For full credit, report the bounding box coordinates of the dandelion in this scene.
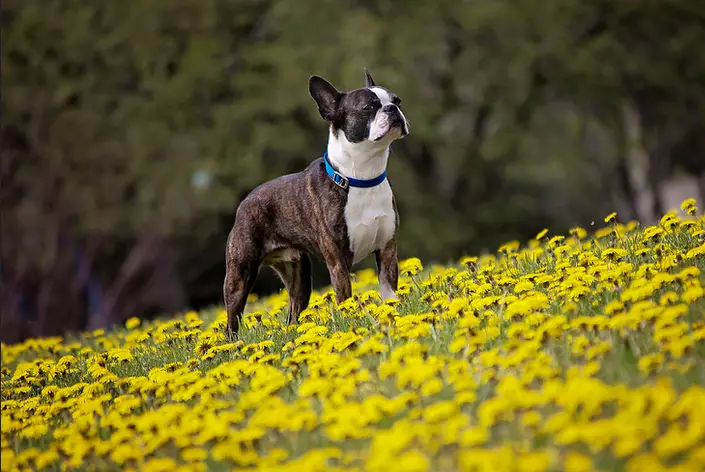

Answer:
[461,256,479,267]
[399,257,423,276]
[564,452,592,472]
[514,280,535,293]
[499,240,521,253]
[602,247,627,261]
[570,227,588,239]
[535,228,549,240]
[680,198,698,215]
[19,422,49,439]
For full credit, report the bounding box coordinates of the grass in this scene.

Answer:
[2,202,705,472]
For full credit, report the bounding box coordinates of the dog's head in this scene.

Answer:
[309,69,409,145]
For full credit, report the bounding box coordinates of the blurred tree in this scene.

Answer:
[2,0,704,342]
[1,0,253,339]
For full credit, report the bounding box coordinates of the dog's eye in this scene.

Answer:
[393,97,402,107]
[362,104,374,111]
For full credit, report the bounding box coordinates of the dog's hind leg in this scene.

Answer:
[270,252,312,325]
[224,258,260,339]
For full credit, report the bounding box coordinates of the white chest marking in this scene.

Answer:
[345,181,395,265]
[325,87,401,266]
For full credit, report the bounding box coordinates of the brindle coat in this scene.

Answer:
[223,156,399,337]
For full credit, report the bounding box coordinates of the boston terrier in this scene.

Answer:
[223,69,409,337]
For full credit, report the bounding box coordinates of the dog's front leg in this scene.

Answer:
[324,255,353,304]
[375,238,399,301]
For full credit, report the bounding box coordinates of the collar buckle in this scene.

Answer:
[323,151,386,190]
[332,171,349,190]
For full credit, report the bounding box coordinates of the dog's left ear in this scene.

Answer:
[364,68,376,87]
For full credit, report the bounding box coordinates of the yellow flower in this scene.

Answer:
[125,317,141,329]
[613,434,644,457]
[460,256,479,266]
[109,443,142,465]
[142,457,179,472]
[399,257,423,276]
[517,451,552,472]
[564,452,592,472]
[420,378,444,397]
[535,228,549,240]
[605,212,617,223]
[682,285,704,303]
[514,280,534,293]
[628,453,667,472]
[638,353,665,374]
[680,197,697,214]
[569,227,588,239]
[19,422,49,439]
[601,247,627,261]
[422,401,458,423]
[522,410,542,427]
[182,447,207,462]
[499,240,521,253]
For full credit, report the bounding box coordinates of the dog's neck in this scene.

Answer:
[326,127,390,180]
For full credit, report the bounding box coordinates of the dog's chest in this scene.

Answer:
[344,181,396,265]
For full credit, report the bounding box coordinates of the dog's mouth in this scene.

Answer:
[373,121,407,142]
[390,115,409,134]
[391,121,409,138]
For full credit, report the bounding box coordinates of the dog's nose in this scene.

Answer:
[382,104,399,114]
[383,104,403,125]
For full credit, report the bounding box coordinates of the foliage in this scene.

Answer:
[3,0,705,339]
[3,200,705,471]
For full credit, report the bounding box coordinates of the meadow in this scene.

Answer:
[3,199,705,472]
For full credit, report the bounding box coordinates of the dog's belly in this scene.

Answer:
[345,182,396,265]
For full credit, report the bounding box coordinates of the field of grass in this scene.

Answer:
[3,200,705,472]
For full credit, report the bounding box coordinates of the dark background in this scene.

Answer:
[2,0,705,343]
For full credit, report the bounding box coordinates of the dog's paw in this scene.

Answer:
[225,326,239,342]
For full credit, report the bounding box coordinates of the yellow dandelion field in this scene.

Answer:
[3,201,705,472]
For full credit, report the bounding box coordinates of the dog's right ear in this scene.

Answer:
[309,76,341,121]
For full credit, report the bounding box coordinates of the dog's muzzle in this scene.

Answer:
[383,104,407,135]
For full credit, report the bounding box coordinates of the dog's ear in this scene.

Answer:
[309,76,341,121]
[364,68,376,87]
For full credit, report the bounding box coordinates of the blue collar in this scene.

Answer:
[323,152,387,190]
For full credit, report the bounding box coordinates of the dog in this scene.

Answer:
[223,69,409,337]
